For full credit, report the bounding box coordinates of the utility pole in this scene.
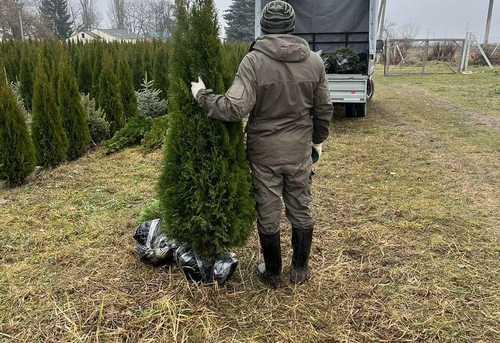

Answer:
[484,0,494,44]
[17,1,24,41]
[255,0,261,38]
[378,0,388,40]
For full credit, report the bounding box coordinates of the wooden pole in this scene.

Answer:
[484,0,494,44]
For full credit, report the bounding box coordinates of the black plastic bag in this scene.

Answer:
[213,253,239,286]
[322,48,368,74]
[134,219,177,267]
[175,246,239,286]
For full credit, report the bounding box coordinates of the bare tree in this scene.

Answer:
[106,0,175,38]
[125,0,148,35]
[109,0,125,29]
[147,0,175,38]
[0,0,51,39]
[398,23,420,40]
[77,0,98,30]
[0,0,24,39]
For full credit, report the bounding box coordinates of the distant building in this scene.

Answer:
[68,29,140,43]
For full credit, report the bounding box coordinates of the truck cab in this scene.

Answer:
[255,0,380,117]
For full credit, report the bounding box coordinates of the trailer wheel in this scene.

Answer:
[367,79,375,100]
[345,104,355,117]
[355,103,367,117]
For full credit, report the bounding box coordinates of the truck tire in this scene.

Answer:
[367,79,375,100]
[345,104,355,117]
[355,103,367,117]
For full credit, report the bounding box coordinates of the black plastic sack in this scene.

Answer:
[175,246,239,286]
[213,253,239,286]
[133,219,178,267]
[323,48,368,74]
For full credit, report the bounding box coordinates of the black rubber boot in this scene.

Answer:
[290,227,313,284]
[256,231,282,289]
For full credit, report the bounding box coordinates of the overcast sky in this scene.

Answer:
[95,0,500,42]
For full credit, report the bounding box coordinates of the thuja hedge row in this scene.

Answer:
[0,39,248,187]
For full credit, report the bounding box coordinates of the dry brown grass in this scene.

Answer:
[1,72,499,342]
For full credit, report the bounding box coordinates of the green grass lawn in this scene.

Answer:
[383,66,500,119]
[1,69,499,342]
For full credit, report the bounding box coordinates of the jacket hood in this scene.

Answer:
[253,34,310,63]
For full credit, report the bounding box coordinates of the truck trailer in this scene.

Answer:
[255,0,381,117]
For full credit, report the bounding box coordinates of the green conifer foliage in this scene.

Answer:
[223,0,255,42]
[118,59,138,118]
[133,50,146,90]
[136,76,167,118]
[58,57,91,160]
[0,64,36,186]
[31,56,68,168]
[159,0,255,259]
[39,0,74,39]
[19,48,35,111]
[98,54,125,134]
[153,44,169,99]
[221,42,250,89]
[90,43,104,99]
[78,49,93,94]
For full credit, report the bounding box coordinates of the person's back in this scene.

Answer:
[246,34,328,165]
[191,0,333,288]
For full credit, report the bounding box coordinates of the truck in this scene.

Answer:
[255,0,381,117]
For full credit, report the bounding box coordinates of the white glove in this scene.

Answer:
[191,76,206,99]
[312,143,323,163]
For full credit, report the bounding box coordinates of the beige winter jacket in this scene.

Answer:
[197,34,333,166]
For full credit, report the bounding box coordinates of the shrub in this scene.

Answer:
[0,65,36,186]
[159,0,255,259]
[430,42,458,62]
[119,59,138,118]
[104,115,153,154]
[9,80,31,125]
[221,42,249,89]
[58,58,91,161]
[81,94,110,145]
[31,57,68,168]
[19,49,35,112]
[136,75,167,118]
[143,115,169,152]
[153,44,169,99]
[98,53,125,134]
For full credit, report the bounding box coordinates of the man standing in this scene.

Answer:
[191,0,333,287]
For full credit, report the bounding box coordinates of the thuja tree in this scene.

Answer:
[98,53,125,134]
[78,48,93,95]
[58,56,91,160]
[153,44,169,99]
[19,47,35,111]
[0,63,36,186]
[159,0,255,259]
[31,56,68,167]
[118,58,138,118]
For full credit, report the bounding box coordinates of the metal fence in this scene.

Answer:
[383,33,499,76]
[383,38,467,76]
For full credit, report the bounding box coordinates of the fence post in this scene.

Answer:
[384,39,389,76]
[459,35,468,73]
[464,33,471,72]
[422,39,429,74]
[472,34,494,69]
